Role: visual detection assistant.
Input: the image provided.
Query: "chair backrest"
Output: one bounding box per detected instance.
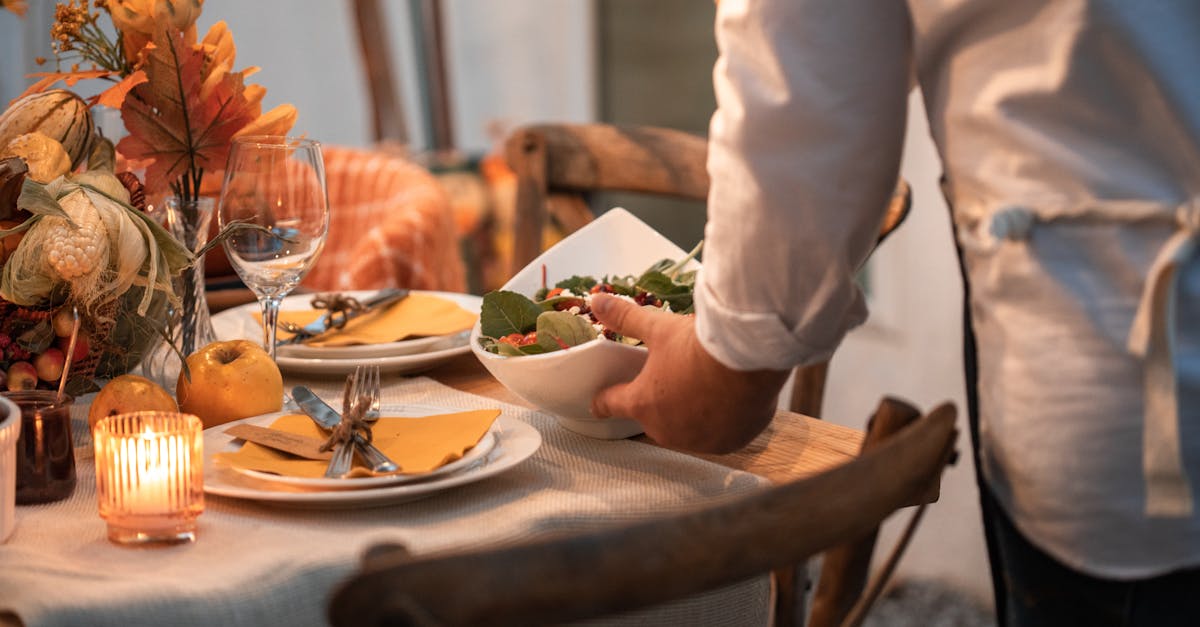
[504,122,912,421]
[350,0,408,145]
[327,398,958,627]
[505,123,709,276]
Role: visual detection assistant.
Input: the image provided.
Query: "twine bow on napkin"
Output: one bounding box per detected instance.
[309,293,371,333]
[320,377,375,454]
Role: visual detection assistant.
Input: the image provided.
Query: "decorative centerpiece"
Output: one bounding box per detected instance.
[0,0,297,392]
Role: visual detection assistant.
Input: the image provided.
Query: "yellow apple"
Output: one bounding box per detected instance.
[88,374,179,432]
[176,339,283,428]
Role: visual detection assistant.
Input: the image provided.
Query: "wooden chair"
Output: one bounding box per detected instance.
[328,398,958,627]
[504,122,912,420]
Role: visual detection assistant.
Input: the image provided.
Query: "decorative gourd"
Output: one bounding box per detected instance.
[0,90,94,170]
[2,132,72,183]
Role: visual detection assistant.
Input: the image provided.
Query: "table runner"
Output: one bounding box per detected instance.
[0,376,771,627]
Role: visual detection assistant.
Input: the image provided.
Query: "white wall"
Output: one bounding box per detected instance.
[201,0,593,155]
[441,0,595,154]
[0,1,594,154]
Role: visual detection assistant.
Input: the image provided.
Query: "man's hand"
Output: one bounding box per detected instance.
[590,294,791,454]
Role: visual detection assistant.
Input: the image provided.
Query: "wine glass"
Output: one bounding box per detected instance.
[218,136,330,361]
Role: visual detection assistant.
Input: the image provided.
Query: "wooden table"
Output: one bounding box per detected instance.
[426,353,865,485]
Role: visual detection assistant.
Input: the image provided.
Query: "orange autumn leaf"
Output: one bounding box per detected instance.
[2,0,26,17]
[236,104,298,138]
[117,27,258,195]
[201,20,235,71]
[17,69,116,102]
[94,70,147,109]
[242,83,266,111]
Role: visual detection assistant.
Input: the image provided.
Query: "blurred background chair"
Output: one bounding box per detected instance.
[302,145,466,293]
[328,397,958,627]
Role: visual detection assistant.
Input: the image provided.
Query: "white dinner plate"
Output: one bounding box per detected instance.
[203,413,541,509]
[216,403,498,491]
[211,290,482,376]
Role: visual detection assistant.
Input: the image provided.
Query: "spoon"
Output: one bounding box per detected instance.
[56,306,80,403]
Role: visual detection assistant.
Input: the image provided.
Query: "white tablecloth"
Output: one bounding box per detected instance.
[0,376,771,627]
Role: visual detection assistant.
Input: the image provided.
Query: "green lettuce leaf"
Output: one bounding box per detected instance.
[536,310,598,351]
[480,290,543,338]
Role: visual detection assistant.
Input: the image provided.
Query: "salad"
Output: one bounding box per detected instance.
[478,243,701,356]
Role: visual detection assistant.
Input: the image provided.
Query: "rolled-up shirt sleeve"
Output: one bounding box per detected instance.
[697,0,913,371]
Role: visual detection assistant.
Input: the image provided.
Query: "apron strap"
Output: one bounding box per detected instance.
[1128,201,1199,517]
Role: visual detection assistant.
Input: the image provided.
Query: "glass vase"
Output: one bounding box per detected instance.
[140,197,218,389]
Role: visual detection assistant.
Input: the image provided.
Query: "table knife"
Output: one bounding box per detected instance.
[292,385,400,473]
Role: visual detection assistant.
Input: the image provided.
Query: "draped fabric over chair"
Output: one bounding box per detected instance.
[302,146,467,293]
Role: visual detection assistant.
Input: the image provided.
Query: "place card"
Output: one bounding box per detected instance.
[223,424,332,460]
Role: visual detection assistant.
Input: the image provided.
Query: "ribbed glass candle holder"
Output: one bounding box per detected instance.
[94,411,204,545]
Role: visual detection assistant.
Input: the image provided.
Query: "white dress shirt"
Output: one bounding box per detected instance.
[698,0,1200,578]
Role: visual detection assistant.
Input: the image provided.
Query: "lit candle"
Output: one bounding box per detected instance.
[95,412,204,545]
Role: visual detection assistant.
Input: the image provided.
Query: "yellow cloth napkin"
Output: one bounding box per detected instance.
[264,293,477,346]
[215,409,501,477]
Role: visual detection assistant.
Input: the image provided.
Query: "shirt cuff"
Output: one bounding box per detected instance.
[695,270,867,372]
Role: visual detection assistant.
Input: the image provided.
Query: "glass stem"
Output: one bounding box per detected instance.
[261,295,284,362]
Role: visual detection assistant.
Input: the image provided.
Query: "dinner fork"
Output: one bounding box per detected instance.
[351,365,397,473]
[362,365,381,422]
[323,376,360,479]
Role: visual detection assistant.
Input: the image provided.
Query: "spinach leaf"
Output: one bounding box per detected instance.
[661,240,704,279]
[601,274,639,296]
[642,258,675,275]
[480,290,542,337]
[636,271,694,313]
[554,275,597,293]
[536,310,598,352]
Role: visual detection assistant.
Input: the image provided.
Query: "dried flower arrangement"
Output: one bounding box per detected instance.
[0,0,297,392]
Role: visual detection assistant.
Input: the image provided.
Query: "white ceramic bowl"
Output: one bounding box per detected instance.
[0,394,20,542]
[470,208,697,439]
